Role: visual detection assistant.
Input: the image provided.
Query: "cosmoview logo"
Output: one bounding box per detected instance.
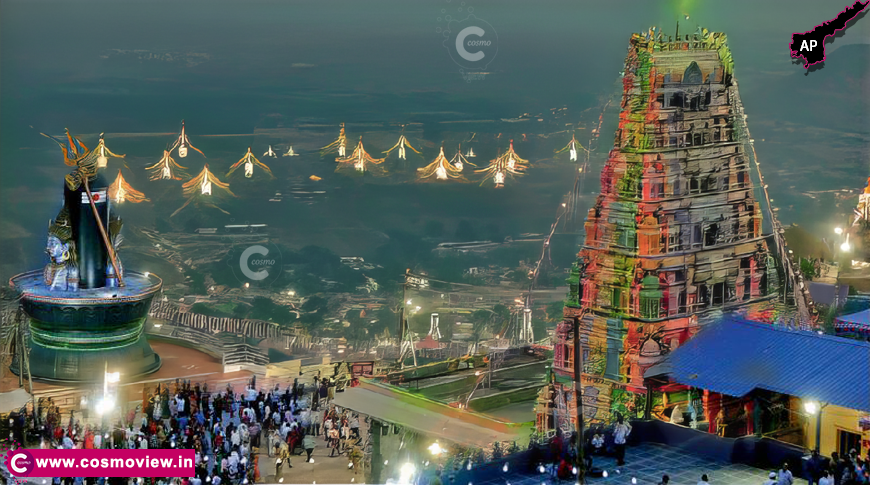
[240,245,273,280]
[227,243,283,287]
[456,26,488,61]
[443,14,498,71]
[7,449,34,477]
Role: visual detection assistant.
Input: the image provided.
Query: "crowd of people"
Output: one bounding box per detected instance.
[25,372,366,485]
[530,418,870,485]
[10,374,870,485]
[801,449,870,485]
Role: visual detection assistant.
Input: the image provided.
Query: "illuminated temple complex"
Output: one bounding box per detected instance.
[541,28,779,431]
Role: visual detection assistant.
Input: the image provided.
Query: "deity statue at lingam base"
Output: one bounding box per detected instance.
[43,208,79,291]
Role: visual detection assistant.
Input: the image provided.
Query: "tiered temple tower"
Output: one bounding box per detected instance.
[545,28,778,428]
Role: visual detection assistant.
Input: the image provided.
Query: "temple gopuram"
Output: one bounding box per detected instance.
[539,28,780,432]
[851,177,870,261]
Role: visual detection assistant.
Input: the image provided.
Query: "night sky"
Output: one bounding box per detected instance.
[1,0,868,280]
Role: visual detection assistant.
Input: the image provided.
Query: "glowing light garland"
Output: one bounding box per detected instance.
[108,170,149,204]
[168,120,205,158]
[450,145,476,172]
[383,127,422,160]
[94,133,126,169]
[321,123,348,157]
[335,137,386,176]
[227,147,275,179]
[146,150,189,181]
[172,164,235,217]
[474,139,528,188]
[555,133,587,162]
[417,147,466,182]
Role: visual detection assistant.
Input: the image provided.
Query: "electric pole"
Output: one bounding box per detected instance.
[573,315,586,484]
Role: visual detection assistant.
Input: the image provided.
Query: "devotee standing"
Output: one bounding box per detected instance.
[778,463,794,485]
[613,415,631,466]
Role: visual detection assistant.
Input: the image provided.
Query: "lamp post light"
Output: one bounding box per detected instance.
[803,400,827,453]
[428,441,446,475]
[398,462,416,485]
[832,227,851,260]
[97,365,119,417]
[840,238,851,253]
[428,442,443,456]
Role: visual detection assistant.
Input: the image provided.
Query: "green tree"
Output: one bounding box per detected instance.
[470,309,492,354]
[799,257,815,280]
[372,230,434,283]
[301,296,328,313]
[300,311,324,332]
[232,303,250,319]
[440,316,454,341]
[183,215,204,233]
[424,220,445,238]
[491,304,511,328]
[298,245,340,268]
[190,302,232,318]
[485,222,502,242]
[545,300,566,322]
[532,318,549,342]
[373,306,400,337]
[455,220,478,241]
[287,272,325,296]
[408,312,430,335]
[344,310,369,344]
[506,270,528,283]
[183,265,207,294]
[272,306,298,325]
[249,297,278,321]
[154,217,174,233]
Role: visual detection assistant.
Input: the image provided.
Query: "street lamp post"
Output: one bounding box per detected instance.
[804,401,827,453]
[369,419,383,484]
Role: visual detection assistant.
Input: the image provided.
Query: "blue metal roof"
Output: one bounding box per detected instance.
[648,317,870,412]
[837,309,870,326]
[835,309,870,335]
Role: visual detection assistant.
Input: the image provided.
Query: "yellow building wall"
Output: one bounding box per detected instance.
[803,402,870,456]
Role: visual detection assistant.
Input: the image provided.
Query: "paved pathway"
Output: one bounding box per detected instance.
[468,443,808,485]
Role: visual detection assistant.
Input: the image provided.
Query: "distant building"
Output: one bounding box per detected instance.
[356,276,379,293]
[340,256,377,271]
[406,275,429,289]
[224,224,267,234]
[434,241,500,253]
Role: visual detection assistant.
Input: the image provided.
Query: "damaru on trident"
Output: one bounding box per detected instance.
[537,27,782,432]
[10,130,161,382]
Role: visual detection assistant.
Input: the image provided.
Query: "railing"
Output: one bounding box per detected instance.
[149,301,286,340]
[222,343,269,367]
